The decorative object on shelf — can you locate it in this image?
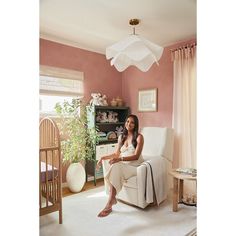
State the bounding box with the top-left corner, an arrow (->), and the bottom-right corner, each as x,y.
108,111 -> 118,123
107,131 -> 117,140
106,18 -> 163,72
99,111 -> 108,123
89,93 -> 102,106
113,112 -> 118,122
138,88 -> 157,112
96,111 -> 102,122
99,94 -> 108,106
110,97 -> 125,107
90,93 -> 109,106
116,97 -> 123,107
115,126 -> 124,138
97,131 -> 107,141
110,98 -> 118,107
54,98 -> 98,192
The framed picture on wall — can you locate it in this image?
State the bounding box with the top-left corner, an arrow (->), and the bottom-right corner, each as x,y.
138,88 -> 157,112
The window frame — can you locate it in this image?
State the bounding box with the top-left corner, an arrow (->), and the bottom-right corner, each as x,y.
39,65 -> 84,117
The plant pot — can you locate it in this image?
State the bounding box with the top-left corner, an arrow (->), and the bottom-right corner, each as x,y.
66,162 -> 86,193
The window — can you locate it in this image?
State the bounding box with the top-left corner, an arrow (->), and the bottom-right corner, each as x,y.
40,66 -> 84,117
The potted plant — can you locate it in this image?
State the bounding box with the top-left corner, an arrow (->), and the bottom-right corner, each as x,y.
55,98 -> 98,192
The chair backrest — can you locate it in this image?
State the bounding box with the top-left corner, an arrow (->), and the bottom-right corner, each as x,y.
141,127 -> 174,162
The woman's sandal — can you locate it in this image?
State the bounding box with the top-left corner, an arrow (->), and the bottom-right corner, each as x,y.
97,207 -> 112,217
97,198 -> 117,217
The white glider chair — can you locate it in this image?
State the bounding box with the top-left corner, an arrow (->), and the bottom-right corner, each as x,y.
103,127 -> 174,209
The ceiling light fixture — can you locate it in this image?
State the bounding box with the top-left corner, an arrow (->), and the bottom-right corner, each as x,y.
106,19 -> 164,72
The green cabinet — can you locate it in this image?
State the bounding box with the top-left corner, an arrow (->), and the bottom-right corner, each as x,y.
86,105 -> 130,185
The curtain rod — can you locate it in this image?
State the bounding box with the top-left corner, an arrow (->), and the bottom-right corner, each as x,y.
170,42 -> 197,52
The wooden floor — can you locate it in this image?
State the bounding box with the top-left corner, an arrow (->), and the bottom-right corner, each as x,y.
62,178 -> 104,197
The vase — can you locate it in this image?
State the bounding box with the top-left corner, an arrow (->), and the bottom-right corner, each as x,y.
110,99 -> 117,107
66,162 -> 86,193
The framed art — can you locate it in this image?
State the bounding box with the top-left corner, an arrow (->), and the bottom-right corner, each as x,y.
138,88 -> 157,112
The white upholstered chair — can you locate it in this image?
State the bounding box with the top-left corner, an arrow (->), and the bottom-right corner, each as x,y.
103,127 -> 174,209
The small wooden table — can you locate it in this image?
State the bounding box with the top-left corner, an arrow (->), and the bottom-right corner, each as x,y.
169,170 -> 197,212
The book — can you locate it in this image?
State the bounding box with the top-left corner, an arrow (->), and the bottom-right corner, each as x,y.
176,168 -> 197,175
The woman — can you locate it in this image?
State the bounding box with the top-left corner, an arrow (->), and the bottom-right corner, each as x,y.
96,114 -> 144,217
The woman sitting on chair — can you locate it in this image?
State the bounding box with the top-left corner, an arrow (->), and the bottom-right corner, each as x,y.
96,114 -> 144,217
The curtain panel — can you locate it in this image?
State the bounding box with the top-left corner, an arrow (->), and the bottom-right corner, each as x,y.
171,44 -> 197,195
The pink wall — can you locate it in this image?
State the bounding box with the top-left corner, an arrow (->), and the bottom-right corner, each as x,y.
122,38 -> 196,130
40,39 -> 122,103
40,38 -> 123,182
40,37 -> 196,181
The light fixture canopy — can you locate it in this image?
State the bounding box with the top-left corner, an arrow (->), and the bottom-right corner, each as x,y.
106,19 -> 163,72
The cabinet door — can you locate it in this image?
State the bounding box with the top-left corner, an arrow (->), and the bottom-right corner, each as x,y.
96,145 -> 108,160
107,143 -> 118,155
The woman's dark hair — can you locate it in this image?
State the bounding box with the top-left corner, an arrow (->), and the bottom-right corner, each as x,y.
121,114 -> 139,148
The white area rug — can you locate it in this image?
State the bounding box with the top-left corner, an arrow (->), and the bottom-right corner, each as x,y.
40,186 -> 196,236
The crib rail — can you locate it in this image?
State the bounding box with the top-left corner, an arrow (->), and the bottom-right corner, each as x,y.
39,117 -> 62,224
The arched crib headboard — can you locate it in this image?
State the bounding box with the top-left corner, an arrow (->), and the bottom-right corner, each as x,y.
39,117 -> 62,224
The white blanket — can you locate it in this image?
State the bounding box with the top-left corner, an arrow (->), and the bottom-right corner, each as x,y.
141,157 -> 167,205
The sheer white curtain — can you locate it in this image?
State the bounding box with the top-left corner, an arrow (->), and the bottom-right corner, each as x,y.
172,45 -> 196,194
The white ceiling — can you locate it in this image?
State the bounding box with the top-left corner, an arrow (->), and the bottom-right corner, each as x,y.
40,0 -> 196,54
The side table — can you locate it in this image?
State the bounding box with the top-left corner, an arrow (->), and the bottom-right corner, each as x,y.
169,170 -> 197,212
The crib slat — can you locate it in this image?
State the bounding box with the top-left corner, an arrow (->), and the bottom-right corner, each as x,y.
52,150 -> 56,204
45,150 -> 49,207
39,150 -> 42,209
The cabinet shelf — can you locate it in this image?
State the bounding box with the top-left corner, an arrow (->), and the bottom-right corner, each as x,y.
98,139 -> 118,144
96,122 -> 124,126
94,106 -> 129,110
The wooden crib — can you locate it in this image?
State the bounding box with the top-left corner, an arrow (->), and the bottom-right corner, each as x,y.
39,117 -> 62,224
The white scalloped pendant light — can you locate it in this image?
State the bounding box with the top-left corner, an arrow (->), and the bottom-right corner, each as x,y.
106,19 -> 163,72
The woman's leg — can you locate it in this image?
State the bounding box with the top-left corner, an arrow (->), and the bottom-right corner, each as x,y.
97,184 -> 117,217
98,162 -> 121,217
98,162 -> 137,217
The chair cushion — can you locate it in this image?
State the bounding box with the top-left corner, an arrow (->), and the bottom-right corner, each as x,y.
123,176 -> 137,189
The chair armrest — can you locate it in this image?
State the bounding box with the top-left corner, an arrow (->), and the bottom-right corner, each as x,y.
136,165 -> 147,205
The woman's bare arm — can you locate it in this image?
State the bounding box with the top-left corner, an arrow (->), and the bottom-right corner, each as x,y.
96,135 -> 122,169
109,134 -> 144,164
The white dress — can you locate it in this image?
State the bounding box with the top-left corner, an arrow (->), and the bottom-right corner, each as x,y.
103,143 -> 144,193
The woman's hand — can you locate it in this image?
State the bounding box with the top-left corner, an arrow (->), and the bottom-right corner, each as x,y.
96,158 -> 103,171
109,157 -> 121,165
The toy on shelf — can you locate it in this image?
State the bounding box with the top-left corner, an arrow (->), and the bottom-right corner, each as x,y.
99,112 -> 108,123
99,94 -> 108,106
90,93 -> 108,106
107,111 -> 118,123
90,93 -> 102,106
96,111 -> 102,122
115,126 -> 123,137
